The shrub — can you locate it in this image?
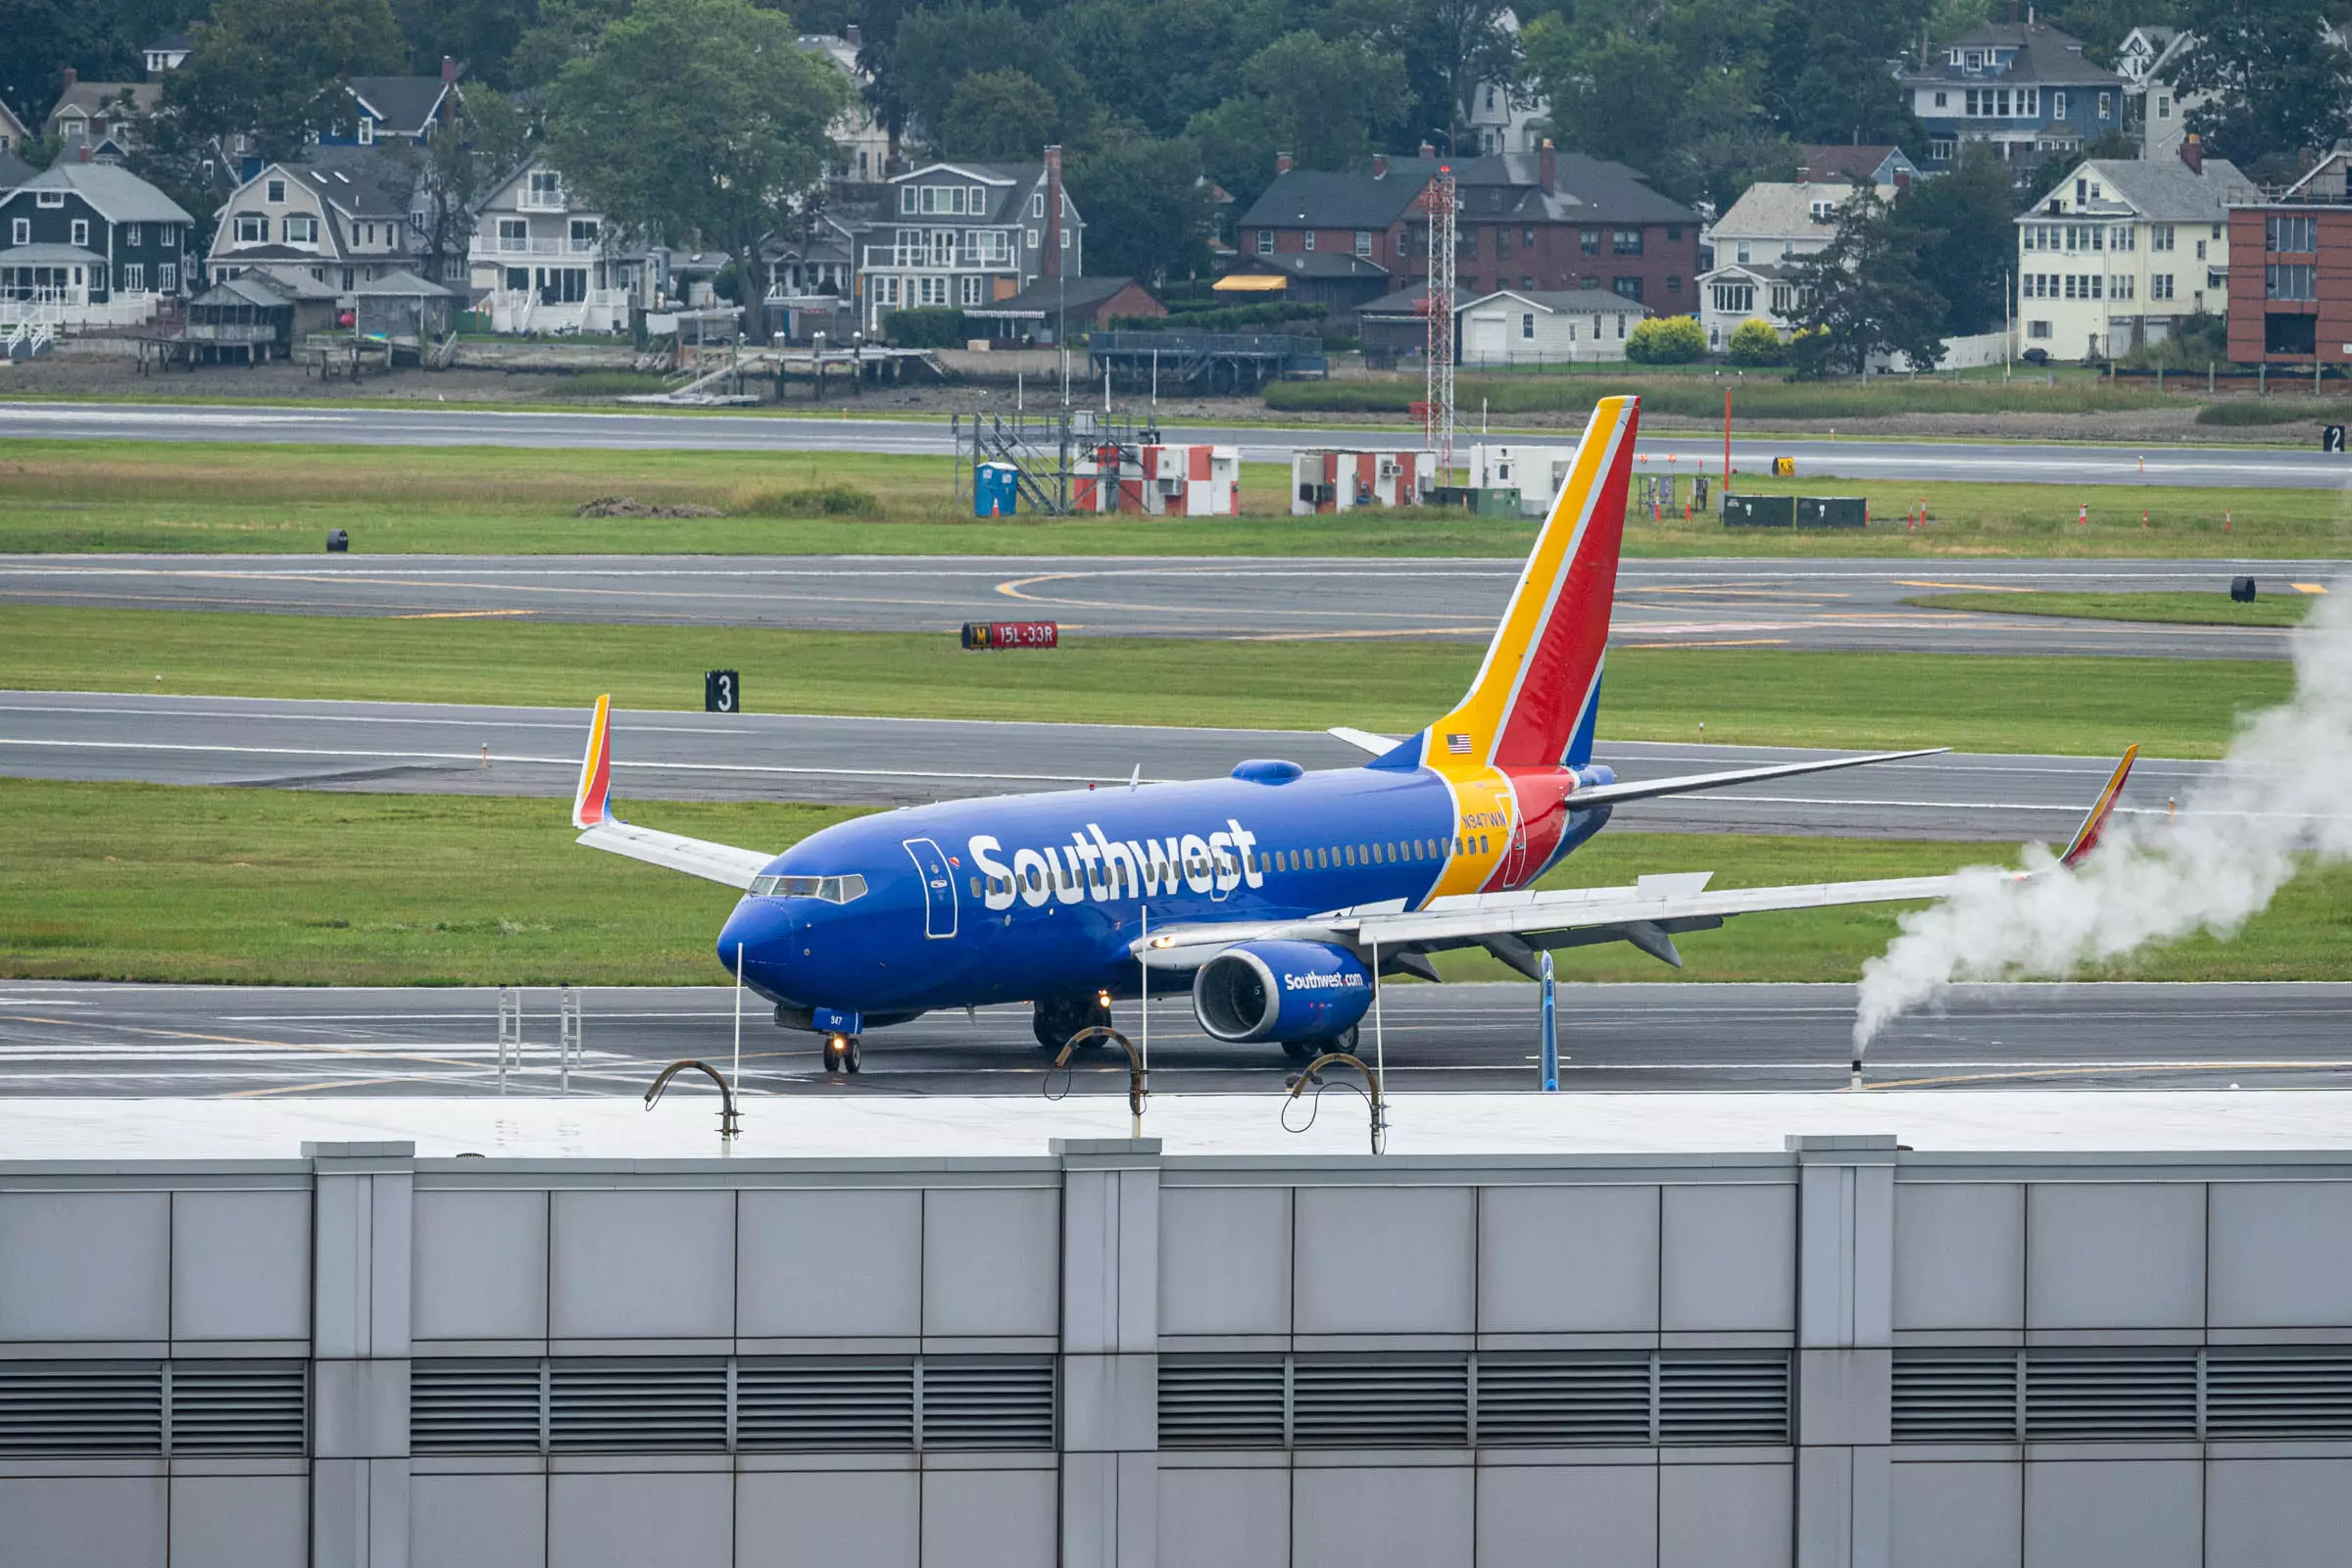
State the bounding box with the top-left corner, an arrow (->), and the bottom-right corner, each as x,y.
1725,318 -> 1785,368
1626,315 -> 1707,365
2194,400 -> 2328,426
734,484 -> 885,517
1112,301 -> 1327,332
882,307 -> 968,348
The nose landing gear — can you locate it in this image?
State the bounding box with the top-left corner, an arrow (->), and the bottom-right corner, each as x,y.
821,1033 -> 862,1074
1034,992 -> 1115,1056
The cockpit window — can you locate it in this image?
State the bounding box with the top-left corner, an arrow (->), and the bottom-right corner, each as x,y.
749,873 -> 868,903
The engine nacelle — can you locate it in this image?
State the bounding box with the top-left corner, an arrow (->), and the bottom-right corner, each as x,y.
1192,940 -> 1374,1044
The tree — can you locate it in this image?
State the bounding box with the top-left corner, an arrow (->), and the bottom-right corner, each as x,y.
544,0 -> 851,318
1786,183 -> 1948,376
1626,314 -> 1708,364
167,0 -> 408,159
937,69 -> 1055,160
1067,133 -> 1212,286
2163,0 -> 2352,171
1399,0 -> 1521,152
886,2 -> 1085,148
1186,29 -> 1409,208
1892,144 -> 2015,336
1760,0 -> 1930,147
375,85 -> 532,289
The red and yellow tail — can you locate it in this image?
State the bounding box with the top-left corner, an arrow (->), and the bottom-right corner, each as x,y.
572,694 -> 614,829
1421,395 -> 1638,773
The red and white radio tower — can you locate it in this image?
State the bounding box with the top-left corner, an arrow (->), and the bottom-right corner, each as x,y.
1423,165 -> 1457,481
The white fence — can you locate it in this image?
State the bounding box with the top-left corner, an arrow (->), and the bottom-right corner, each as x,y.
1869,327 -> 2012,373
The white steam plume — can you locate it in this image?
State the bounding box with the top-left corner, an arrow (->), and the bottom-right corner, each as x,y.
1853,581 -> 2352,1051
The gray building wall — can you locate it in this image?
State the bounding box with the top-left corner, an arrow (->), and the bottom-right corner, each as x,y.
4,1136 -> 2352,1565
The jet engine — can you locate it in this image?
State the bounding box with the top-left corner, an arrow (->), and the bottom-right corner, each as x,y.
1191,940 -> 1374,1044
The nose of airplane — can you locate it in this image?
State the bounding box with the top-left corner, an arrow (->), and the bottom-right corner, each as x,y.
716,897 -> 798,982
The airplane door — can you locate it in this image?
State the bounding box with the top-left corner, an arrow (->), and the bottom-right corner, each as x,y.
903,837 -> 957,939
1500,816 -> 1530,888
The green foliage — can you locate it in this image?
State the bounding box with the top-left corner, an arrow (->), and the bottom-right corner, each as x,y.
880,307 -> 968,348
1186,31 -> 1409,211
1626,315 -> 1708,365
2166,0 -> 2352,169
2122,311 -> 2230,370
1892,142 -> 2021,336
734,484 -> 886,517
1065,133 -> 1213,286
166,0 -> 407,158
544,0 -> 849,310
1726,318 -> 1786,367
937,68 -> 1056,161
1113,301 -> 1325,331
1788,184 -> 1947,377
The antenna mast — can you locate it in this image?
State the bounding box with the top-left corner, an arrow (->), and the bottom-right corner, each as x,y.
1424,165 -> 1457,481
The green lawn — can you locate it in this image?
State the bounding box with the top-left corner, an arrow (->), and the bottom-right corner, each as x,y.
0,605 -> 2289,758
2,439 -> 2347,559
1904,589 -> 2319,627
7,778 -> 2341,985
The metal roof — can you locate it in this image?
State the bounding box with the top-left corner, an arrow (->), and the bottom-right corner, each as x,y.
0,243 -> 107,266
12,161 -> 193,224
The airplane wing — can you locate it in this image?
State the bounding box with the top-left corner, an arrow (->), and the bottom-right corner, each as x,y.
569,695 -> 775,889
1559,747 -> 1948,808
1137,749 -> 2138,975
1328,726 -> 1400,757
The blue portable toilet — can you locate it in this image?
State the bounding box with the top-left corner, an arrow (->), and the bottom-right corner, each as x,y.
975,463 -> 1020,516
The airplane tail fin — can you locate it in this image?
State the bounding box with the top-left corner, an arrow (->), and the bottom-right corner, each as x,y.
573,694 -> 614,829
1406,394 -> 1639,771
2059,745 -> 2138,868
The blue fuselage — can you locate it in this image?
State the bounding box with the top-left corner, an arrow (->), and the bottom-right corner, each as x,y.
717,761 -> 1609,1017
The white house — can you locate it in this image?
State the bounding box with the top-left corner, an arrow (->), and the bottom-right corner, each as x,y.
799,30 -> 893,182
1694,181 -> 1875,349
1457,288 -> 1650,364
466,161 -> 658,334
205,150 -> 421,295
2016,142 -> 2252,362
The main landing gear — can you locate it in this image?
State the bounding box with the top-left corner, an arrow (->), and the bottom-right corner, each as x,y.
1034,992 -> 1114,1056
821,1032 -> 862,1074
1284,1022 -> 1358,1064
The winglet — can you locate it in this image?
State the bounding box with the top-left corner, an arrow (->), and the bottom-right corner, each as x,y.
2059,745 -> 2137,868
572,694 -> 613,829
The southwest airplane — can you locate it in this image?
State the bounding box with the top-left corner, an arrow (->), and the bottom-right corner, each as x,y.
568,395 -> 2136,1073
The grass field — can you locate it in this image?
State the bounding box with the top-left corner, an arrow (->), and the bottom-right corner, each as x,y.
3,440 -> 2347,559
1268,371 -> 2221,420
0,605 -> 2291,758
8,778 -> 2342,985
1904,589 -> 2320,627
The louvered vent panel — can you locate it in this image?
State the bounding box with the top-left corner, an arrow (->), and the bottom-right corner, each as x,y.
1657,1354 -> 1789,1446
549,1360 -> 727,1451
1475,1354 -> 1651,1446
410,1360 -> 544,1453
171,1361 -> 307,1453
0,1362 -> 164,1454
1158,1357 -> 1285,1448
2206,1348 -> 2352,1441
737,1359 -> 915,1449
1892,1351 -> 2019,1443
921,1359 -> 1056,1449
2024,1350 -> 2197,1442
1292,1357 -> 1469,1447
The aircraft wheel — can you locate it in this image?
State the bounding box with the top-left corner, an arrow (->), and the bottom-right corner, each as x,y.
1032,996 -> 1107,1055
844,1036 -> 863,1074
821,1034 -> 846,1073
1332,1023 -> 1360,1054
1282,1037 -> 1318,1064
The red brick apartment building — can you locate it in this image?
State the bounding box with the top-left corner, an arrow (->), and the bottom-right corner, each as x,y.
2226,204 -> 2352,365
1236,144 -> 1702,313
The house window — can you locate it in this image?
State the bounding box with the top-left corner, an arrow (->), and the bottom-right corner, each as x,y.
2153,272 -> 2174,300
570,219 -> 600,251
498,219 -> 527,251
1031,192 -> 1045,218
159,263 -> 177,292
285,215 -> 318,246
899,185 -> 917,215
2113,274 -> 2134,300
2268,264 -> 2317,301
1495,226 -> 1510,258
969,184 -> 985,213
9,218 -> 26,246
1524,226 -> 1536,248
2152,223 -> 2175,251
35,188 -> 64,209
1713,282 -> 1754,314
121,222 -> 141,248
1355,229 -> 1372,257
2052,91 -> 2067,120
1059,226 -> 1070,255
1617,314 -> 1628,338
1930,138 -> 1955,161
1581,228 -> 1599,256
121,263 -> 143,291
1934,90 -> 1948,108
2157,94 -> 2171,119
2196,239 -> 2208,260
2029,319 -> 2052,338
1667,275 -> 1681,294
1770,283 -> 1794,313
1612,228 -> 1642,255
266,179 -> 286,204
1612,276 -> 1642,301
1026,228 -> 1039,250
70,219 -> 88,247
1521,312 -> 1535,339
1735,241 -> 1751,264
1256,228 -> 1274,255
1809,199 -> 1835,220
2115,225 -> 2133,252
2098,92 -> 2112,118
234,215 -> 266,244
959,274 -> 983,306
1302,230 -> 1315,251
2268,216 -> 2317,253
874,275 -> 900,305
161,224 -> 176,247
358,118 -> 374,145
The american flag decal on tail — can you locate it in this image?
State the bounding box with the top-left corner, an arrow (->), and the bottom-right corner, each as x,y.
1446,732 -> 1472,755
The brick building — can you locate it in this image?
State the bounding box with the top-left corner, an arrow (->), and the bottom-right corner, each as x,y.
1235,144 -> 1701,314
2224,152 -> 2352,367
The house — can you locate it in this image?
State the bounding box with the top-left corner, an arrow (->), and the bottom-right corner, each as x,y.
143,33 -> 195,74
0,97 -> 29,155
1354,283 -> 1465,363
2225,164 -> 2352,367
1212,252 -> 1392,318
1899,22 -> 2128,171
318,64 -> 461,149
348,270 -> 457,343
1694,181 -> 1877,349
2017,140 -> 2252,362
467,161 -> 660,334
962,274 -> 1162,345
848,146 -> 1084,334
2114,27 -> 2216,162
800,29 -> 893,182
1797,146 -> 1920,188
1458,288 -> 1650,364
182,273 -> 311,363
0,161 -> 194,325
1236,142 -> 1701,310
206,150 -> 425,297
45,72 -> 162,160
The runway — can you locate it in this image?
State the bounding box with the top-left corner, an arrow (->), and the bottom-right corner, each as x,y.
0,690 -> 2200,836
1,979 -> 2343,1097
1,554 -> 2327,659
5,399 -> 2351,488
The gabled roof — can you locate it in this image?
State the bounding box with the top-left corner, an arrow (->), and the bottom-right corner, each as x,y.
1239,152 -> 1698,231
346,76 -> 452,134
1708,181 -> 1866,240
1461,288 -> 1653,318
1797,146 -> 1915,184
191,274 -> 298,309
1695,259 -> 1808,283
0,149 -> 34,192
270,148 -> 414,220
1357,282 -> 1468,318
346,269 -> 453,297
145,31 -> 196,51
1231,252 -> 1389,281
964,274 -> 1153,318
11,161 -> 192,224
884,161 -> 1049,227
1906,22 -> 2125,86
49,81 -> 161,122
2026,156 -> 2255,222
